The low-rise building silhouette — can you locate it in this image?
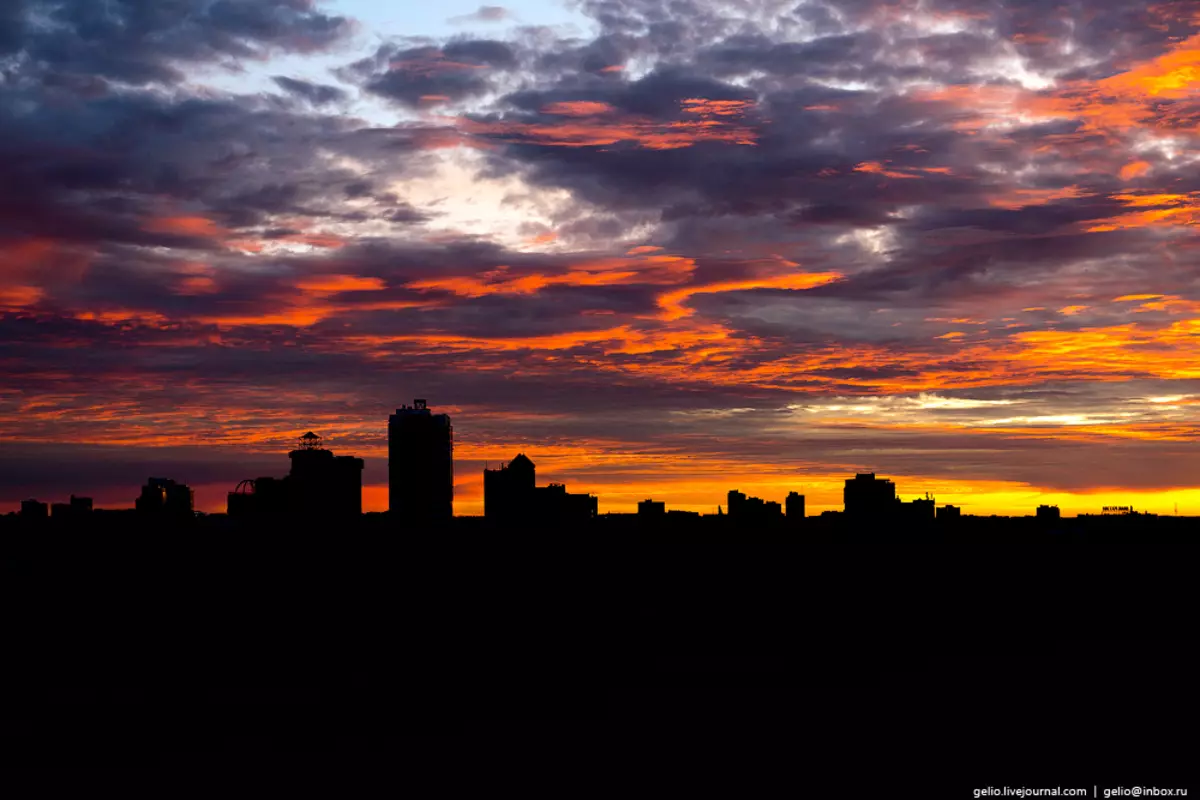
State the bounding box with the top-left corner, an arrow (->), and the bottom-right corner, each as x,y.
484,454 -> 597,527
20,499 -> 48,519
137,478 -> 194,517
1037,505 -> 1061,521
844,473 -> 897,519
483,453 -> 535,524
938,505 -> 962,521
288,432 -> 365,518
227,433 -> 363,520
900,494 -> 936,525
638,499 -> 666,517
227,480 -> 258,518
727,490 -> 784,525
532,483 -> 598,525
49,496 -> 92,522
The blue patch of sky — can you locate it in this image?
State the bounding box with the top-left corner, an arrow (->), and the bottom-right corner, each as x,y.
338,0 -> 590,39
187,1 -> 595,122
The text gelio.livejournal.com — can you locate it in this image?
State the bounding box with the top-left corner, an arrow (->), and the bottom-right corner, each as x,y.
974,789 -> 1188,798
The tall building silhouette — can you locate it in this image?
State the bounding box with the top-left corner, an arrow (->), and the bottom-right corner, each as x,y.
786,491 -> 805,522
727,490 -> 746,518
389,399 -> 453,525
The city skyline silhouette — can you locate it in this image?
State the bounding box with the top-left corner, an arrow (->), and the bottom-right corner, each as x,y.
5,399 -> 1184,529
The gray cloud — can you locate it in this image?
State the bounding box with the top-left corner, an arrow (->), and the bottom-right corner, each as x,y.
272,75 -> 349,105
449,6 -> 511,25
7,0 -> 354,86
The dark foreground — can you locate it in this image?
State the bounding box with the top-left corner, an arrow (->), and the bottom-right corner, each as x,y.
5,516 -> 1199,795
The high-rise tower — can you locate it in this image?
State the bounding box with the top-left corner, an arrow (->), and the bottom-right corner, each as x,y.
388,399 -> 454,525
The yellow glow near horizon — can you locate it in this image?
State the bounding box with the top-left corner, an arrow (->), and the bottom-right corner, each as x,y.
343,479 -> 1200,519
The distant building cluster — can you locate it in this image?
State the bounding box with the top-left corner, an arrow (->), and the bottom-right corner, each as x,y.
20,495 -> 92,522
12,396 -> 1168,528
727,490 -> 785,524
843,473 -> 934,524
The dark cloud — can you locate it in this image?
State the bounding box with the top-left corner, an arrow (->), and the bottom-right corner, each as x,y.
350,39 -> 520,107
449,6 -> 511,25
272,75 -> 349,105
0,1 -> 27,55
7,0 -> 353,86
533,33 -> 639,76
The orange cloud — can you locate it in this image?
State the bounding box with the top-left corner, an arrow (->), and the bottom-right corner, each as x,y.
1099,33 -> 1200,100
183,273 -> 411,329
177,276 -> 216,295
1087,192 -> 1200,232
0,285 -> 44,308
0,238 -> 58,278
144,216 -> 227,238
655,270 -> 842,322
681,98 -> 755,117
75,309 -> 171,327
1119,160 -> 1152,180
0,237 -> 92,295
407,254 -> 698,298
296,275 -> 388,295
542,101 -> 616,116
459,98 -> 758,150
854,161 -> 920,179
989,186 -> 1090,210
389,55 -> 489,75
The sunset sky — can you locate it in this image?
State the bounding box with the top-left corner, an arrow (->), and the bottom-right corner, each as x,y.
1,0 -> 1199,517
